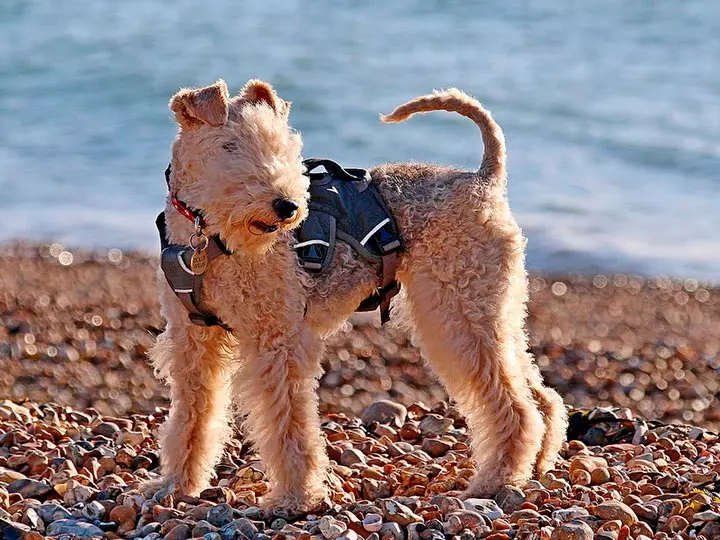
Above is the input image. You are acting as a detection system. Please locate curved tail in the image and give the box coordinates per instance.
[380,88,506,179]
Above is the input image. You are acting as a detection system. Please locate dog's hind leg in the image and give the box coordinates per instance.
[232,323,329,514]
[397,205,545,497]
[523,360,568,475]
[148,293,234,496]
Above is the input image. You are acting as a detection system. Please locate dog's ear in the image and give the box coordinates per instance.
[170,80,229,128]
[239,79,285,114]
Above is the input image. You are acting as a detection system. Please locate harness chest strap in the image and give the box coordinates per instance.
[156,212,232,331]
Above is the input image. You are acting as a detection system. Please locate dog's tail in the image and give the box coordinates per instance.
[380,88,506,179]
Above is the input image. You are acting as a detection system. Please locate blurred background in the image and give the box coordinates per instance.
[1,0,718,281]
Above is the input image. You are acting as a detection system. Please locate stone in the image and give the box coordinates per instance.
[420,438,453,458]
[569,456,608,474]
[63,479,96,505]
[0,468,26,483]
[21,508,42,531]
[700,521,720,539]
[0,518,31,539]
[46,519,105,538]
[92,421,121,437]
[363,513,383,532]
[207,503,234,527]
[109,504,136,525]
[509,509,541,524]
[165,522,191,540]
[82,500,106,520]
[38,503,72,522]
[694,510,720,521]
[663,515,689,533]
[361,401,407,427]
[7,478,52,499]
[593,501,638,526]
[494,485,526,514]
[193,520,217,536]
[319,515,348,539]
[550,522,594,540]
[340,449,367,467]
[137,522,163,537]
[444,510,485,534]
[379,499,423,526]
[218,518,258,540]
[418,414,453,436]
[552,506,589,522]
[378,521,403,540]
[463,499,503,520]
[362,478,392,500]
[591,467,611,485]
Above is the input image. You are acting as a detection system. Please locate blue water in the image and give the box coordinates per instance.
[1,1,719,280]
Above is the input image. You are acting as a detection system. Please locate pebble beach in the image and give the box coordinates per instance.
[2,244,720,539]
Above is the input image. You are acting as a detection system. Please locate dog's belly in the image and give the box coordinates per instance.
[303,242,379,335]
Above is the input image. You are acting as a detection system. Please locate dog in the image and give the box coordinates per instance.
[148,78,568,512]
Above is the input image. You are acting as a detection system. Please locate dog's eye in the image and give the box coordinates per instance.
[222,141,238,152]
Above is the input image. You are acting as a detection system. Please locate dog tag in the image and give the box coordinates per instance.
[190,249,208,274]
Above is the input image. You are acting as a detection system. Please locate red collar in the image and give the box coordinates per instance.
[165,164,205,227]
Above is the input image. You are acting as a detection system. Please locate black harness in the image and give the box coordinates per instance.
[157,159,403,331]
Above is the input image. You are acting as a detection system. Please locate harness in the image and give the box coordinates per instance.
[157,159,403,331]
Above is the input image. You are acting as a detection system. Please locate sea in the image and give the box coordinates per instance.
[1,0,718,281]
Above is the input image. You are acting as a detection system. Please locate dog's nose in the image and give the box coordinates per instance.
[273,199,298,220]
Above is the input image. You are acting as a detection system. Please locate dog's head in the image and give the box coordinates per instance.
[167,79,308,254]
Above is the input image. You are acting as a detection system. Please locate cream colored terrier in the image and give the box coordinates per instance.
[149,78,568,512]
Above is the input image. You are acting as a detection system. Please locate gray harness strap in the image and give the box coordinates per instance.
[156,213,232,331]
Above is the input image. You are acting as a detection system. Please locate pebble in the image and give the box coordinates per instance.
[444,510,486,534]
[45,519,105,538]
[552,506,589,522]
[320,515,348,539]
[463,499,504,520]
[593,501,638,526]
[82,500,106,520]
[418,415,453,436]
[494,485,526,513]
[7,478,52,499]
[361,401,408,427]
[363,513,383,532]
[378,521,403,540]
[420,438,453,458]
[38,503,73,522]
[207,503,234,527]
[340,448,367,467]
[379,499,423,526]
[550,522,594,540]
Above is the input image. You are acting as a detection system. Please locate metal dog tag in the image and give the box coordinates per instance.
[190,249,208,274]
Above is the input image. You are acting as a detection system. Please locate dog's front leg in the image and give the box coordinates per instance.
[148,305,234,496]
[233,323,328,514]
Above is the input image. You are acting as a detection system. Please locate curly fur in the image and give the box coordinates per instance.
[148,79,568,511]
